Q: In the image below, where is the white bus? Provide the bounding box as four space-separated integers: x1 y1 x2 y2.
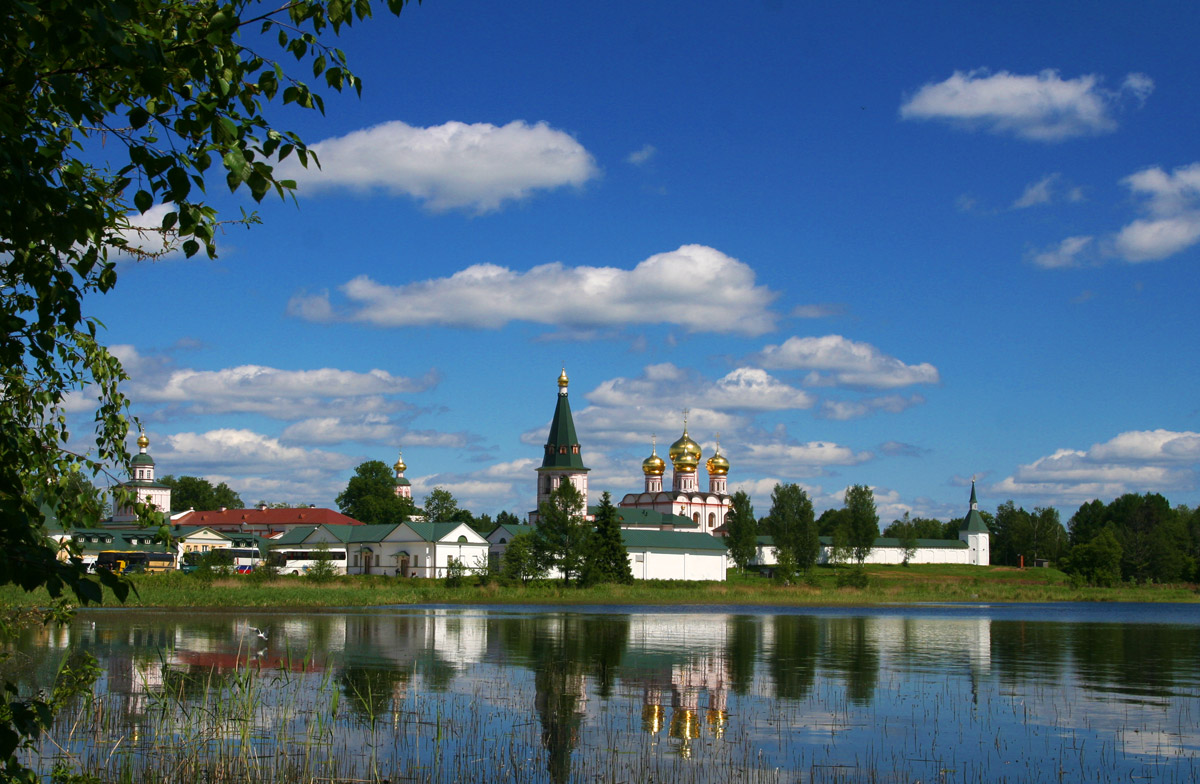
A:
269 548 348 575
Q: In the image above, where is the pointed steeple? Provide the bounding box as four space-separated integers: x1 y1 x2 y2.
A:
960 478 988 533
541 368 586 470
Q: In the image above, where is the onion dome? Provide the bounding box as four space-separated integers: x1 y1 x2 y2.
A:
669 426 702 472
706 439 729 476
557 367 569 391
642 437 666 476
136 431 150 450
393 451 407 474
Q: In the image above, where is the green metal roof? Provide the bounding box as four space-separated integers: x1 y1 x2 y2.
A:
320 523 402 544
757 534 967 549
269 526 319 546
130 453 155 466
489 523 535 539
539 392 587 470
620 530 728 552
605 507 699 528
960 483 989 533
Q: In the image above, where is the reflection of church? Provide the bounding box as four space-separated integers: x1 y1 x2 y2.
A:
620 415 733 536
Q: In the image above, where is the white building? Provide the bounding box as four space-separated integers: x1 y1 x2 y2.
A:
111 430 172 523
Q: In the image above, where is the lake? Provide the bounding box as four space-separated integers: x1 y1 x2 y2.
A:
7 603 1200 782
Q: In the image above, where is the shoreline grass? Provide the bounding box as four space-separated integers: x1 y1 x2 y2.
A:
2 564 1197 610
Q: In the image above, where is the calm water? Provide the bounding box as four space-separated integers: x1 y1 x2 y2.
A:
7 603 1200 782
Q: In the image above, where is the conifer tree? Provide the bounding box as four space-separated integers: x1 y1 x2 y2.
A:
582 492 633 585
532 481 589 584
725 490 758 572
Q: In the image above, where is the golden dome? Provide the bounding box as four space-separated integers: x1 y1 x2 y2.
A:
706 437 729 476
669 426 701 471
136 431 149 450
557 367 569 389
393 451 407 474
642 437 666 476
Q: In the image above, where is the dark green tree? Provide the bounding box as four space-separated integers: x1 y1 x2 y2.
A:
501 532 544 585
763 483 819 576
495 510 523 527
532 481 589 584
724 490 758 572
336 461 415 525
1068 499 1110 546
817 507 848 536
423 487 461 522
843 484 879 565
1061 528 1123 586
886 512 919 565
2 1 420 775
160 475 243 512
581 492 632 586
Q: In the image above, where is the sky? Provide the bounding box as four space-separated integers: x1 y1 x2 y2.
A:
77 0 1200 524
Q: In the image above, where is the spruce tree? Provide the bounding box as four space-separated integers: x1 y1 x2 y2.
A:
582 492 633 585
725 490 758 572
532 481 589 584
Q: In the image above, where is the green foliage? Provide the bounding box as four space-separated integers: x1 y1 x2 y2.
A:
843 485 879 565
444 556 466 588
884 514 958 540
1062 528 1123 587
336 460 416 525
994 501 1069 566
160 475 243 512
581 493 633 586
764 484 819 573
495 510 523 528
422 487 461 523
887 512 920 565
532 481 589 584
304 543 339 583
501 532 544 585
836 567 870 589
724 490 758 571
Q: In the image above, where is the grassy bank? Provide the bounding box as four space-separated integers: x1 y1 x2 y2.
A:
2 564 1197 609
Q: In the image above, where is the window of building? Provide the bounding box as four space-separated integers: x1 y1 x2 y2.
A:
457 535 468 543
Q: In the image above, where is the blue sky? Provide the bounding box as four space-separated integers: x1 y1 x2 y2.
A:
79 0 1200 522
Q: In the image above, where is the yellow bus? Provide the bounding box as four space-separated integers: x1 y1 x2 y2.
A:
96 550 176 574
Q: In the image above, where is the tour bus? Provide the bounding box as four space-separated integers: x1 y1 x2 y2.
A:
96 550 176 574
268 548 348 575
227 548 262 574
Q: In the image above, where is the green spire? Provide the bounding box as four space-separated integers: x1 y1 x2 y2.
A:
541 370 586 470
960 479 988 533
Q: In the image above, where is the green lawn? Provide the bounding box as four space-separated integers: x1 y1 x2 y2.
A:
1 564 1196 609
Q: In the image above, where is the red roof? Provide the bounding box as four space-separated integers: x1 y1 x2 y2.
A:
171 507 363 530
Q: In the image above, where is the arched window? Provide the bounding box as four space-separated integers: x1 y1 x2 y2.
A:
499 538 507 545
692 512 700 523
708 512 716 526
457 535 468 543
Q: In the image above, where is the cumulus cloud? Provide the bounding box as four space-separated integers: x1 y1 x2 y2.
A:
280 415 473 448
290 245 779 335
899 69 1153 141
819 394 925 420
1114 162 1200 262
157 429 355 473
1029 235 1094 269
738 440 873 476
993 429 1200 500
754 335 940 389
276 120 598 212
588 364 814 412
128 364 438 419
115 204 180 259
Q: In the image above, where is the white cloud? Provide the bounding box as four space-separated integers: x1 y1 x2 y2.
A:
819 394 925 420
128 364 437 419
738 440 873 476
114 204 180 259
276 120 598 212
280 415 472 448
993 429 1200 500
1013 173 1083 209
291 245 779 335
1113 163 1200 261
626 144 657 165
588 364 814 412
1029 235 1094 269
899 69 1153 141
157 429 355 473
754 335 940 389
791 303 846 319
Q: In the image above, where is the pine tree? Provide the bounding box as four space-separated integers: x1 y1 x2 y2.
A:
582 492 633 585
533 481 589 584
725 490 758 572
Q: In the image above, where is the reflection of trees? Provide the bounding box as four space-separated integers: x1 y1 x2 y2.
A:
991 620 1066 685
338 664 409 722
725 615 757 696
770 615 819 700
1068 623 1199 699
821 617 878 705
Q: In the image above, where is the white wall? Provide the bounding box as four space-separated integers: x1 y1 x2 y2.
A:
627 549 727 581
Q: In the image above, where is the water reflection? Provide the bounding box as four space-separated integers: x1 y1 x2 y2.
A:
8 605 1200 782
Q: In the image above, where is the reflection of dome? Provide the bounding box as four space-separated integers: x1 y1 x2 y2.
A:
669 708 701 740
706 442 729 476
706 709 727 738
669 429 701 471
641 704 664 734
642 438 666 476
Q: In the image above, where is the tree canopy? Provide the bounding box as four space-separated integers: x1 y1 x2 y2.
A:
842 484 879 565
2 0 419 775
581 492 632 586
763 483 818 576
724 490 758 572
532 481 589 584
423 487 461 523
160 475 243 513
336 460 415 525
